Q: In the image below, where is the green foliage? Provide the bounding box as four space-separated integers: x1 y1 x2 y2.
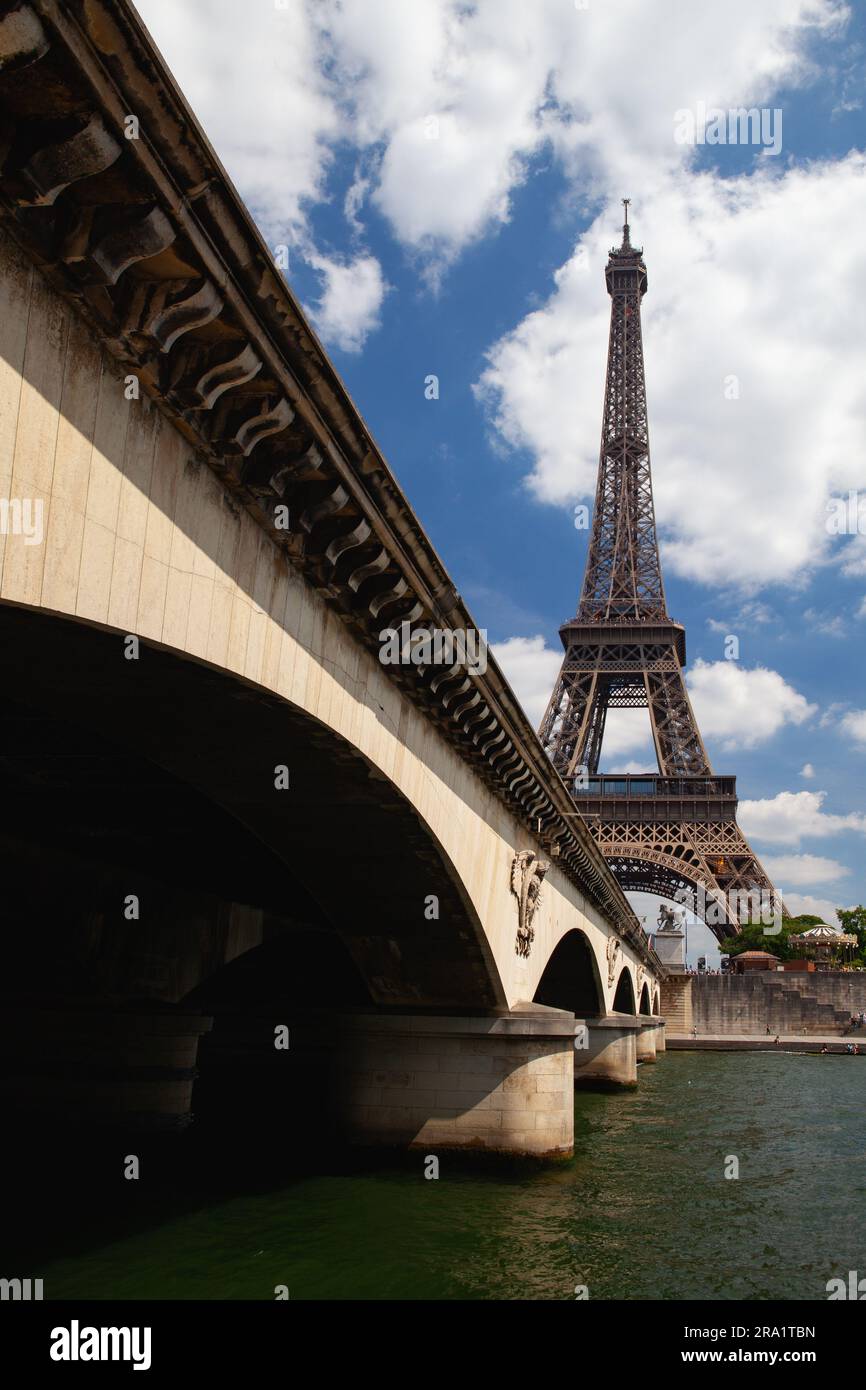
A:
719 920 797 960
720 909 866 969
837 906 866 961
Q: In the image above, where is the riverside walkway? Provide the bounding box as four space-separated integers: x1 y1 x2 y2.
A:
666 1034 865 1053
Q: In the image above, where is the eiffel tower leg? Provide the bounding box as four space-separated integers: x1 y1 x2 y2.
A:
689 821 789 933
645 657 711 777
582 678 609 776
539 665 600 781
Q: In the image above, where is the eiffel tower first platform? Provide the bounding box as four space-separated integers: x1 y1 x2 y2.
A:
538 203 785 940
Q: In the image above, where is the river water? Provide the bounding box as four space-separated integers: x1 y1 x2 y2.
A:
36 1053 866 1301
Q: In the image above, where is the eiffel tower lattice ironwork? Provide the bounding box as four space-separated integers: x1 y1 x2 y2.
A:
538 202 785 939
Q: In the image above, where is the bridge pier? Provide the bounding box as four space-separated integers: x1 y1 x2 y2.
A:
573 1014 640 1089
0 1003 213 1131
332 1005 575 1159
637 1019 658 1063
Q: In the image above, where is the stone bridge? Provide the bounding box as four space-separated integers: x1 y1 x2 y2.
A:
0 0 664 1158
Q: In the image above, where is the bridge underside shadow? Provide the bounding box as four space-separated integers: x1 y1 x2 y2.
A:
533 929 604 1017
0 602 502 1012
0 604 577 1160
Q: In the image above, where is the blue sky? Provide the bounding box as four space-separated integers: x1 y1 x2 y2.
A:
138 0 866 962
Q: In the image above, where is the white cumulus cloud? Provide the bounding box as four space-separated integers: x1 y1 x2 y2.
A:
313 0 845 264
686 659 816 750
306 253 388 352
762 853 850 887
840 709 866 748
492 635 562 728
597 710 656 766
783 893 851 924
739 790 866 846
476 158 866 591
136 1 866 576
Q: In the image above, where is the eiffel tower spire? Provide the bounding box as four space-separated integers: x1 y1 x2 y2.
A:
538 206 785 939
579 197 665 624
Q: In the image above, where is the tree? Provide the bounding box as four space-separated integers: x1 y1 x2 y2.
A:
837 906 866 961
719 920 798 961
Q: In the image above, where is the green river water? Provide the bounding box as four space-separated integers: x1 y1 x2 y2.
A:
30 1052 866 1301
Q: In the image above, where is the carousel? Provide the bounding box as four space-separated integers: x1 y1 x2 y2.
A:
788 923 858 968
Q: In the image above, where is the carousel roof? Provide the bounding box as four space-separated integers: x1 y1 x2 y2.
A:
790 925 857 944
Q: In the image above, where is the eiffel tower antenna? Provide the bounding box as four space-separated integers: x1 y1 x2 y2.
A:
538 205 785 939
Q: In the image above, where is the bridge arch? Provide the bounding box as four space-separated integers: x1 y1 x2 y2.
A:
532 928 605 1018
638 982 652 1015
612 966 636 1013
652 990 661 1016
0 601 506 1011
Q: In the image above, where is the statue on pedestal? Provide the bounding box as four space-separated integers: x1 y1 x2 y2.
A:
656 903 684 932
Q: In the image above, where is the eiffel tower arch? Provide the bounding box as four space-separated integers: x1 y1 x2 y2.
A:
539 204 785 941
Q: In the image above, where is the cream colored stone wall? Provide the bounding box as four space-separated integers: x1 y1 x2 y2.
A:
0 227 652 1013
334 1012 575 1158
660 978 693 1034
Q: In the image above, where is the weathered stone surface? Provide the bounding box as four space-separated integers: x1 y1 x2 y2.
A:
574 1014 641 1089
668 972 866 1037
333 1009 576 1158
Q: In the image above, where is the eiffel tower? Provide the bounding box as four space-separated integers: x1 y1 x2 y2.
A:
538 202 785 940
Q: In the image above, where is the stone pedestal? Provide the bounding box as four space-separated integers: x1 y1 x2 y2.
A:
573 1013 640 1089
654 929 685 971
652 1020 666 1053
332 1005 575 1159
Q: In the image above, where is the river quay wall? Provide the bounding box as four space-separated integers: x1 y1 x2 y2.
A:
661 971 866 1038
